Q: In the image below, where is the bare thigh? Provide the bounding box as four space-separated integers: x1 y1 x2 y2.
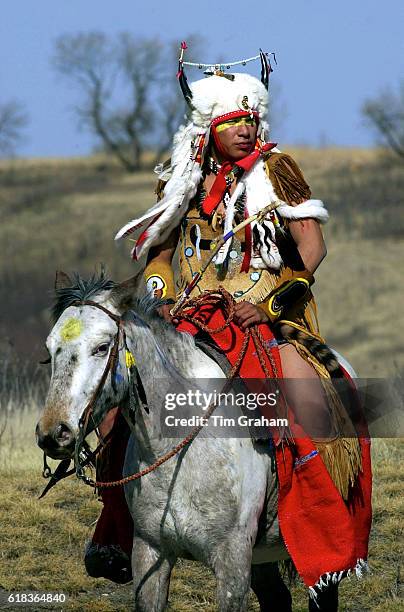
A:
278 343 333 437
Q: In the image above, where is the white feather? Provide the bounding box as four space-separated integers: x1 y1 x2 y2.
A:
115 73 329 265
214 182 245 265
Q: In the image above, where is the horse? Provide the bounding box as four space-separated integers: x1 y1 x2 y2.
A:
36 271 340 611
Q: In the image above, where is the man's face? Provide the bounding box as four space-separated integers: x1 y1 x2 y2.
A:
213 115 258 161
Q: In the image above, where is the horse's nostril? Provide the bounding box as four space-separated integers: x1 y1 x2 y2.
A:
37 430 57 451
36 422 75 456
54 423 74 447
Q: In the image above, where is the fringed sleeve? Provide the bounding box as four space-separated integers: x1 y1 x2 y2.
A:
259 151 320 333
265 152 311 205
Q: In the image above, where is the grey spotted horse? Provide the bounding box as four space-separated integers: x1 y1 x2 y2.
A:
36 272 339 611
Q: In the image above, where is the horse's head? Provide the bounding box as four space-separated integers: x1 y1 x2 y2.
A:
36 270 142 459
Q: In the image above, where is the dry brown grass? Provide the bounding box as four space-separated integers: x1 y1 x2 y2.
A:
0 403 402 611
315 239 404 377
1 146 403 364
0 147 403 609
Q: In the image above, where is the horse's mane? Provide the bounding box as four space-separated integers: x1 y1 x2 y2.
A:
52 270 173 326
52 270 203 377
52 271 118 322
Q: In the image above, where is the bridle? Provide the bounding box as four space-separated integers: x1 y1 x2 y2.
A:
41 298 138 495
41 296 220 494
70 300 126 481
41 289 281 495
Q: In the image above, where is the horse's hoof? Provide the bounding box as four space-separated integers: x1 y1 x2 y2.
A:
84 542 132 584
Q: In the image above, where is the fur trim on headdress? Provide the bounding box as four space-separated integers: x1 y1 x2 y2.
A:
115 73 270 258
190 73 269 132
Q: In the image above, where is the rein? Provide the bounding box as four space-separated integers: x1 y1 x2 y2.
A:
41 289 279 494
87 287 279 489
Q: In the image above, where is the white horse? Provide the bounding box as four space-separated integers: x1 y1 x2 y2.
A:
36 272 340 611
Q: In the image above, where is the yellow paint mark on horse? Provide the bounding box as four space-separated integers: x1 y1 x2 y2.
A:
60 318 84 342
125 350 136 368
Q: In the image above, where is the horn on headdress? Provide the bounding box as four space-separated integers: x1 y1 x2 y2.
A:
259 49 273 90
177 41 195 110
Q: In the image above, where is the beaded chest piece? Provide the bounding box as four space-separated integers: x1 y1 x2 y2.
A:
178 179 279 303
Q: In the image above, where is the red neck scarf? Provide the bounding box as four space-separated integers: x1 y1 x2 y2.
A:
202 141 276 216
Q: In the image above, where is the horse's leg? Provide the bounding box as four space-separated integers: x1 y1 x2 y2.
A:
250 562 292 612
132 535 174 612
308 584 339 612
213 537 252 612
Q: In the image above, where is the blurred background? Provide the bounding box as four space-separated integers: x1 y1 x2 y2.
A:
0 2 403 609
0 0 403 375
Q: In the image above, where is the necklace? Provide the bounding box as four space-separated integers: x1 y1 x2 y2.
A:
191 157 245 226
193 183 246 226
206 157 221 175
205 156 241 187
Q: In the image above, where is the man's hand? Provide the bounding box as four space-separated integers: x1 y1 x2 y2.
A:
233 301 269 330
156 304 179 325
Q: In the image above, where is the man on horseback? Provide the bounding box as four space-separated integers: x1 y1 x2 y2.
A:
84 46 371 607
125 47 335 440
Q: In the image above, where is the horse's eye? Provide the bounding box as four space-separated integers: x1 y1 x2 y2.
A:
93 342 110 356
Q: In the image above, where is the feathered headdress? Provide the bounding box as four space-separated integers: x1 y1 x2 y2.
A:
115 44 328 267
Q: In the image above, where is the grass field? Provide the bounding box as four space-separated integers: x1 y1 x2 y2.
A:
1 147 403 365
0 406 402 611
0 148 403 610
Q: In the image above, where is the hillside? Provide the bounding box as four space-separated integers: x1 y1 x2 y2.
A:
1 147 403 375
0 148 403 610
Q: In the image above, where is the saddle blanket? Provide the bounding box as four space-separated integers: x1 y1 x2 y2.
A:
176 303 372 593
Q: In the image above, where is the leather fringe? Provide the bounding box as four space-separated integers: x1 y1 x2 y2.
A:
264 152 312 205
247 271 279 304
315 437 362 501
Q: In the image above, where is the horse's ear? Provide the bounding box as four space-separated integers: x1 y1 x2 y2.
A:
55 270 72 290
110 272 143 313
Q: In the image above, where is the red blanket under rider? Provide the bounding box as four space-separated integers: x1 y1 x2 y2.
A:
176 303 372 591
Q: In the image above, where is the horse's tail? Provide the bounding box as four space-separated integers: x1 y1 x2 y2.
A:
278 323 343 376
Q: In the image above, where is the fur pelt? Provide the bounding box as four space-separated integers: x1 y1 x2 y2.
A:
190 73 269 133
279 323 343 376
115 147 329 267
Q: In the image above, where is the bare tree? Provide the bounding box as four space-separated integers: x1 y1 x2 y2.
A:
53 32 162 172
0 100 28 157
53 35 286 170
362 80 404 160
